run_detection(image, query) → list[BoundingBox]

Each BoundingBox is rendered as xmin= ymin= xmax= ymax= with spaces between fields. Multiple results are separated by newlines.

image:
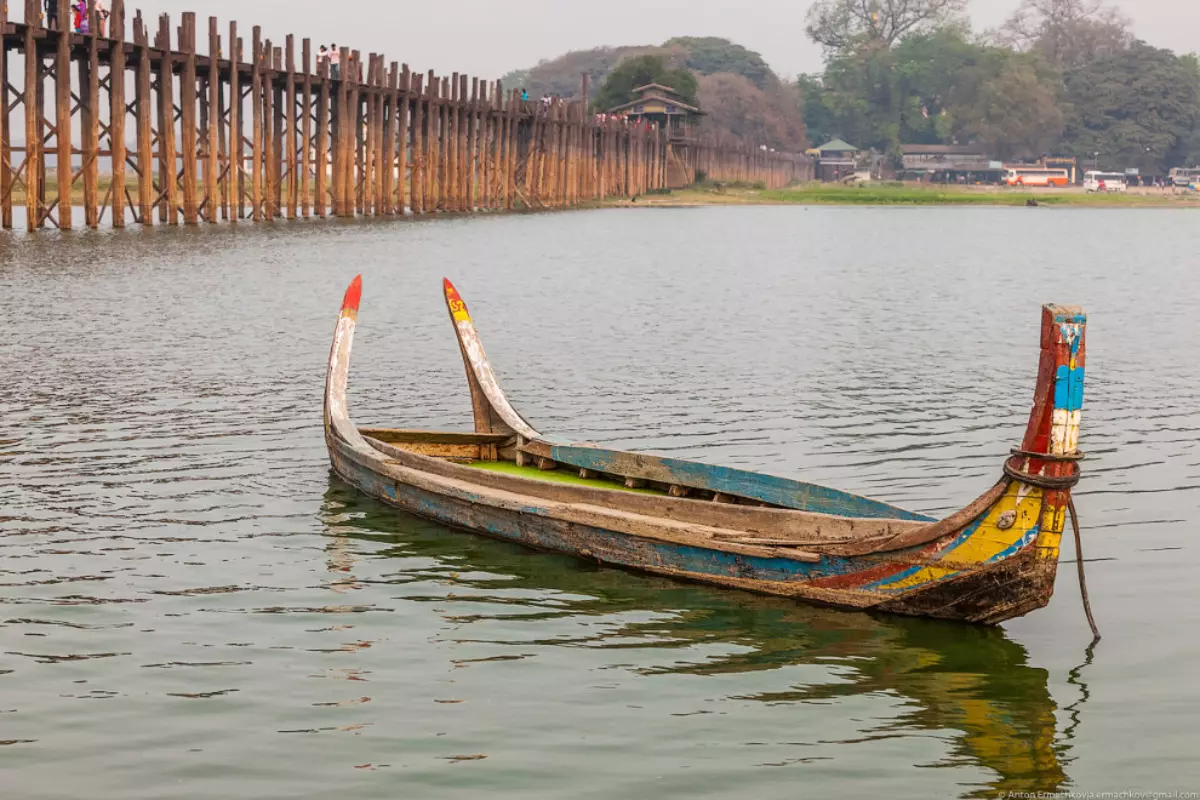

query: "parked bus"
xmin=1167 ymin=167 xmax=1200 ymax=187
xmin=1002 ymin=167 xmax=1070 ymax=187
xmin=1083 ymin=171 xmax=1127 ymax=192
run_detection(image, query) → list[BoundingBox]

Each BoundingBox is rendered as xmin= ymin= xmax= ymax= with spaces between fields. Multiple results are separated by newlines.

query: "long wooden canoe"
xmin=325 ymin=276 xmax=1087 ymax=624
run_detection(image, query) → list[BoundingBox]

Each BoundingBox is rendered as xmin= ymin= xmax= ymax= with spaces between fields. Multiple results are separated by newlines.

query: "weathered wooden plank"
xmin=358 ymin=429 xmax=512 ymax=445
xmin=542 ymin=444 xmax=932 ymax=520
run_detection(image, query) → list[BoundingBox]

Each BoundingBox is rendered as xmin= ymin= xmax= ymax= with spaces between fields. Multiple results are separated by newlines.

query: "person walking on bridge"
xmin=44 ymin=0 xmax=59 ymax=29
xmin=329 ymin=45 xmax=340 ymax=80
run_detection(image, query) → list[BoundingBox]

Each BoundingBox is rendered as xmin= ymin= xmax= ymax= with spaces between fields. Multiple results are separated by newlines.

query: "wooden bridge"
xmin=0 ymin=1 xmax=811 ymax=231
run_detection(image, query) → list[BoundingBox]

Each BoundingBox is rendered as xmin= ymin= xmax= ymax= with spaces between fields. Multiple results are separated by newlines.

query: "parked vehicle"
xmin=1002 ymin=168 xmax=1070 ymax=187
xmin=1083 ymin=171 xmax=1127 ymax=193
xmin=1167 ymin=167 xmax=1200 ymax=187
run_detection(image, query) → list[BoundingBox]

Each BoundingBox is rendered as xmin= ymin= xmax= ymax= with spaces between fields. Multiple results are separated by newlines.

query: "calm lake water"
xmin=2 ymin=206 xmax=1199 ymax=799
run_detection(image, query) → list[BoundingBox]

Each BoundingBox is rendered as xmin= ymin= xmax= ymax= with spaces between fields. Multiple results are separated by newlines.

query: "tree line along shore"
xmin=503 ymin=0 xmax=1200 ymax=181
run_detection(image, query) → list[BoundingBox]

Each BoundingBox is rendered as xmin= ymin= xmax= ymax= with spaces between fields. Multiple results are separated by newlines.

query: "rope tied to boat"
xmin=1003 ymin=448 xmax=1101 ymax=644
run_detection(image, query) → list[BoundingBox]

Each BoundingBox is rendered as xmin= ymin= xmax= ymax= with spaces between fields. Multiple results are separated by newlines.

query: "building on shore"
xmin=900 ymin=144 xmax=1005 ymax=184
xmin=606 ymin=83 xmax=704 ymax=141
xmin=813 ymin=139 xmax=859 ymax=182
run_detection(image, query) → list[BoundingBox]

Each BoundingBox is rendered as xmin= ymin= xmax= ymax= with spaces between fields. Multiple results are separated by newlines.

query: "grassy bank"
xmin=613 ymin=181 xmax=1200 ymax=209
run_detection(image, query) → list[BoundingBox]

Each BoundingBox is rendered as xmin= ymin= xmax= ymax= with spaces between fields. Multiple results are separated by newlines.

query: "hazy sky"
xmin=149 ymin=0 xmax=1198 ymax=81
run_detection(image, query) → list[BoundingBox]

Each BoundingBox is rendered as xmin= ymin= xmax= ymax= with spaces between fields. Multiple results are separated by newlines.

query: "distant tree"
xmin=697 ymin=73 xmax=807 ymax=149
xmin=1177 ymin=54 xmax=1200 ymax=166
xmin=592 ymin=55 xmax=699 ymax=111
xmin=961 ymin=56 xmax=1065 ymax=159
xmin=498 ymin=67 xmax=533 ymax=93
xmin=1060 ymin=42 xmax=1200 ymax=173
xmin=813 ymin=42 xmax=904 ymax=154
xmin=664 ymin=37 xmax=774 ymax=89
xmin=890 ymin=27 xmax=985 ymax=144
xmin=1001 ymin=0 xmax=1132 ymax=70
xmin=801 ymin=25 xmax=1068 ymax=161
xmin=805 ymin=0 xmax=968 ymax=52
xmin=797 ymin=74 xmax=839 ymax=146
xmin=502 ymin=46 xmax=662 ymax=102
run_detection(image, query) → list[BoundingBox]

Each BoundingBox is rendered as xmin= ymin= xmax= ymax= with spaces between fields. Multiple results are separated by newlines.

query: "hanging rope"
xmin=1003 ymin=448 xmax=1101 ymax=644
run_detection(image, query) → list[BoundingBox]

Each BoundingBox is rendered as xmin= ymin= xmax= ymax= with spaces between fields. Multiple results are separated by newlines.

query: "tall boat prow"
xmin=324 ymin=276 xmax=1087 ymax=626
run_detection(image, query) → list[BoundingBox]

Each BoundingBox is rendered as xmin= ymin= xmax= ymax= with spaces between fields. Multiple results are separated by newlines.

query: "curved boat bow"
xmin=325 ymin=277 xmax=1086 ymax=625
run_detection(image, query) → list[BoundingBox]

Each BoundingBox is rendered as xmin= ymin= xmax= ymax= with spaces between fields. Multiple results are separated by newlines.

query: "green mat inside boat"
xmin=463 ymin=460 xmax=664 ymax=495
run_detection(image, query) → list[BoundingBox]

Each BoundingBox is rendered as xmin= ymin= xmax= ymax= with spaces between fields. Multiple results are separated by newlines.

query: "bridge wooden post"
xmin=466 ymin=76 xmax=476 ymax=210
xmin=228 ymin=24 xmax=241 ymax=220
xmin=367 ymin=55 xmax=380 ymax=215
xmin=429 ymin=72 xmax=439 ymax=213
xmin=314 ymin=48 xmax=328 ymax=218
xmin=345 ymin=50 xmax=357 ymax=215
xmin=108 ymin=0 xmax=127 ymax=227
xmin=396 ymin=64 xmax=410 ymax=214
xmin=478 ymin=81 xmax=490 ymax=210
xmin=328 ymin=48 xmax=340 ymax=216
xmin=250 ymin=28 xmax=262 ymax=220
xmin=133 ymin=13 xmax=152 ymax=224
xmin=263 ymin=40 xmax=277 ymax=221
xmin=180 ymin=12 xmax=199 ymax=224
xmin=0 ymin=0 xmax=8 ymax=229
xmin=409 ymin=72 xmax=423 ymax=215
xmin=360 ymin=54 xmax=372 ymax=215
xmin=81 ymin=0 xmax=100 ymax=228
xmin=205 ymin=16 xmax=219 ymax=222
xmin=445 ymin=72 xmax=456 ymax=211
xmin=54 ymin=9 xmax=72 ymax=229
xmin=284 ymin=35 xmax=296 ymax=219
xmin=300 ymin=38 xmax=311 ymax=217
xmin=157 ymin=14 xmax=177 ymax=223
xmin=381 ymin=61 xmax=395 ymax=214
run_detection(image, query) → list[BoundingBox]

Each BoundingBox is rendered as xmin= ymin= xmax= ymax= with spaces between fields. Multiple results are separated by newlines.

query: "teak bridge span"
xmin=0 ymin=1 xmax=812 ymax=231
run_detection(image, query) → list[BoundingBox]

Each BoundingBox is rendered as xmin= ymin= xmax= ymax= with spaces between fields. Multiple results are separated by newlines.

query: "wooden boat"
xmin=324 ymin=276 xmax=1087 ymax=625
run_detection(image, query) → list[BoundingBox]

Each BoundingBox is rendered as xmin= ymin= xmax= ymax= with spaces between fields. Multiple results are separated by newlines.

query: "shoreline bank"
xmin=607 ymin=183 xmax=1200 ymax=209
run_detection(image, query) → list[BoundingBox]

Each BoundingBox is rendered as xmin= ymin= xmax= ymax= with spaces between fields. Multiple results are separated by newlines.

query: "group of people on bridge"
xmin=42 ymin=0 xmax=109 ymax=34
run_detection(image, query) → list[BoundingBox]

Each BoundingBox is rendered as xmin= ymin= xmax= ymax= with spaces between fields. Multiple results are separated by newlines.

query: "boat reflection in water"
xmin=322 ymin=480 xmax=1082 ymax=798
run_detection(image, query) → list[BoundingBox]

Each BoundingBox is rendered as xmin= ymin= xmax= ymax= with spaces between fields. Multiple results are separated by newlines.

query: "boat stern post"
xmin=441 ymin=278 xmax=541 ymax=446
xmin=1013 ymin=304 xmax=1087 ymax=564
xmin=324 ymin=275 xmax=372 ymax=452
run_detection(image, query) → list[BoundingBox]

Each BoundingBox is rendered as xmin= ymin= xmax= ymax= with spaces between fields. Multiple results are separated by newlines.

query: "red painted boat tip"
xmin=444 ymin=278 xmax=471 ymax=321
xmin=342 ymin=275 xmax=363 ymax=312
